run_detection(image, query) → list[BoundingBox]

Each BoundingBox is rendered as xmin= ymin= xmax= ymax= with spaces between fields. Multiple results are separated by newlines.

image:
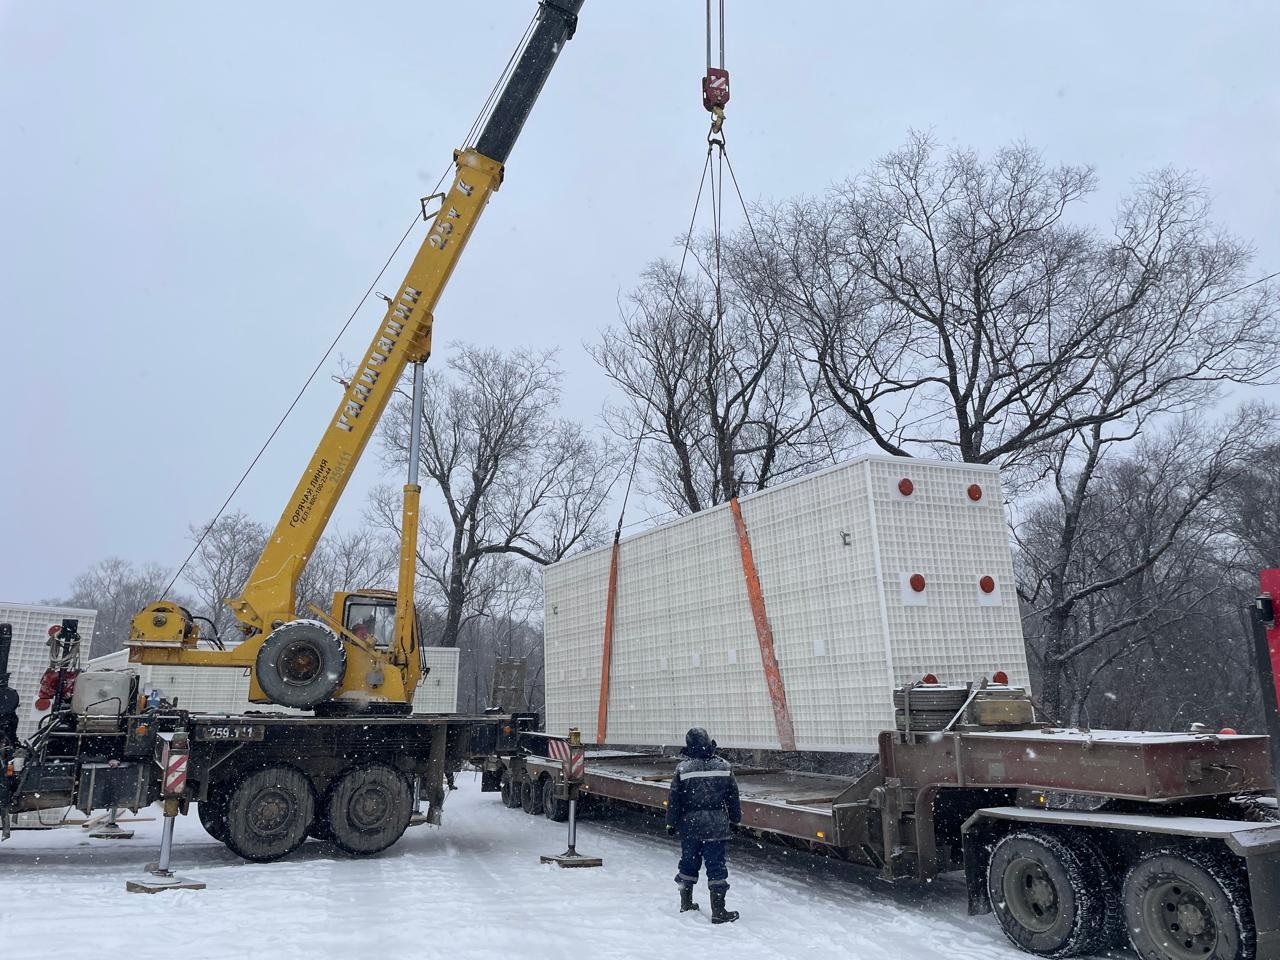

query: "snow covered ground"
xmin=0 ymin=776 xmax=1114 ymax=960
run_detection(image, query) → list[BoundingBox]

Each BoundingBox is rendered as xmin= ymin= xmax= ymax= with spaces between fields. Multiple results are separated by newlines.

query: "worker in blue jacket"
xmin=665 ymin=727 xmax=741 ymax=923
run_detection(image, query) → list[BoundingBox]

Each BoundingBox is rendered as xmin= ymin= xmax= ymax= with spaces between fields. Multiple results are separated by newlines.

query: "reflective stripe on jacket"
xmin=665 ymin=755 xmax=742 ymax=841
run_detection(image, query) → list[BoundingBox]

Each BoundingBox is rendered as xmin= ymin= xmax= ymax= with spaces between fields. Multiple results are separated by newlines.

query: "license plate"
xmin=196 ymin=724 xmax=265 ymax=742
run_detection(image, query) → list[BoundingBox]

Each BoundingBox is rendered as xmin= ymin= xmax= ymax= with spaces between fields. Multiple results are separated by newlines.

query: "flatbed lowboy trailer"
xmin=490 ymin=686 xmax=1280 ymax=960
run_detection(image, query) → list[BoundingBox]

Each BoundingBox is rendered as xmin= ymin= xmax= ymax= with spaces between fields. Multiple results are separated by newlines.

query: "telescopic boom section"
xmin=233 ymin=0 xmax=585 ymax=634
xmin=130 ymin=0 xmax=585 ymax=666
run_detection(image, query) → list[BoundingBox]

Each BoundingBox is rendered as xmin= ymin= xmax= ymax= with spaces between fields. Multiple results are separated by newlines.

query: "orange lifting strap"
xmin=729 ymin=498 xmax=797 ymax=751
xmin=596 ymin=538 xmax=621 ymax=744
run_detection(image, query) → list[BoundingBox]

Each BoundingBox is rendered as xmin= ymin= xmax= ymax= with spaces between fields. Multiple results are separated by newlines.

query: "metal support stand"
xmin=127 ymin=738 xmax=205 ymax=893
xmin=89 ymin=806 xmax=134 ymax=840
xmin=541 ymin=794 xmax=602 ymax=868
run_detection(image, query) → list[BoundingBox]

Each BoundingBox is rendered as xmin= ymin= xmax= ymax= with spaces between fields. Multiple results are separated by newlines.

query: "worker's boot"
xmin=679 ymin=884 xmax=700 ymax=912
xmin=710 ymin=890 xmax=739 ymax=924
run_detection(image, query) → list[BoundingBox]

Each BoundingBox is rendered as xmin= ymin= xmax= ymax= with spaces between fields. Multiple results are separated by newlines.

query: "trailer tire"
xmin=1123 ymin=846 xmax=1254 ymax=960
xmin=254 ymin=620 xmax=347 ymax=709
xmin=223 ymin=765 xmax=315 ymax=863
xmin=542 ymin=777 xmax=569 ymax=822
xmin=987 ymin=830 xmax=1110 ymax=957
xmin=326 ymin=763 xmax=412 ymax=857
xmin=197 ymin=795 xmax=229 ymax=844
xmin=500 ymin=770 xmax=522 ymax=809
xmin=521 ymin=776 xmax=543 ymax=815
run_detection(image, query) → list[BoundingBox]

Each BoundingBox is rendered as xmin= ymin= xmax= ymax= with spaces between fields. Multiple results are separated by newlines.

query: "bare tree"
xmin=181 ymin=510 xmax=267 ymax=642
xmin=375 ymin=346 xmax=614 ymax=648
xmin=1017 ymin=409 xmax=1274 ymax=719
xmin=759 ymin=133 xmax=1278 ymax=478
xmin=295 ymin=526 xmax=399 ymax=619
xmin=593 ymin=243 xmax=845 ymax=515
xmin=56 ymin=557 xmax=175 ymax=659
xmin=1221 ymin=443 xmax=1280 ymax=570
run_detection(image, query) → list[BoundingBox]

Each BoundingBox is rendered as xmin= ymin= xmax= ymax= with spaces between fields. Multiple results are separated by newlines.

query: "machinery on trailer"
xmin=0 ymin=0 xmax=585 ymax=861
xmin=492 ymin=677 xmax=1280 ymax=960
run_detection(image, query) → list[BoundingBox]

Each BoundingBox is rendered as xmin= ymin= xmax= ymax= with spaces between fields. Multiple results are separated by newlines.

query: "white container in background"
xmin=543 ymin=455 xmax=1029 ymax=753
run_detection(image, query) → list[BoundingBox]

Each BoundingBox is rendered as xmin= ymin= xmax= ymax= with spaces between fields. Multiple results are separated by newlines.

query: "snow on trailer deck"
xmin=0 ymin=777 xmax=1044 ymax=960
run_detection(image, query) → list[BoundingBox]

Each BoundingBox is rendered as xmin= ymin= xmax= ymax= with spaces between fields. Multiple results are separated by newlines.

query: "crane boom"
xmin=128 ymin=0 xmax=585 ymax=712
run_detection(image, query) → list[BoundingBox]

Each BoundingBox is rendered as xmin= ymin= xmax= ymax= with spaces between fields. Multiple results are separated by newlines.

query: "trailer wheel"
xmin=542 ymin=777 xmax=569 ymax=822
xmin=521 ymin=776 xmax=543 ymax=815
xmin=987 ymin=830 xmax=1110 ymax=957
xmin=1123 ymin=846 xmax=1255 ymax=960
xmin=254 ymin=620 xmax=347 ymax=709
xmin=500 ymin=770 xmax=522 ymax=809
xmin=326 ymin=763 xmax=412 ymax=856
xmin=223 ymin=766 xmax=314 ymax=863
xmin=197 ymin=795 xmax=229 ymax=844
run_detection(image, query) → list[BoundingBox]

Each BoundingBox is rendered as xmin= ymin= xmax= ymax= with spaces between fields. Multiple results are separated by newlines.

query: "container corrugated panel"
xmin=413 ymin=647 xmax=459 ymax=714
xmin=543 ymin=456 xmax=1029 ymax=753
xmin=0 ymin=603 xmax=97 ymax=737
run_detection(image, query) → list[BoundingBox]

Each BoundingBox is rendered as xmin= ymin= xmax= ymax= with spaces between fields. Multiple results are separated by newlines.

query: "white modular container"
xmin=543 ymin=456 xmax=1030 ymax=753
xmin=0 ymin=603 xmax=97 ymax=737
xmin=87 ymin=645 xmax=460 ymax=715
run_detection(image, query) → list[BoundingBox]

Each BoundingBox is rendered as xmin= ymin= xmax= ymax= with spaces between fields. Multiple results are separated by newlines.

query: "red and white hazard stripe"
xmin=547 ymin=739 xmax=570 ymax=764
xmin=569 ymin=749 xmax=585 ymax=780
xmin=163 ymin=753 xmax=188 ymax=796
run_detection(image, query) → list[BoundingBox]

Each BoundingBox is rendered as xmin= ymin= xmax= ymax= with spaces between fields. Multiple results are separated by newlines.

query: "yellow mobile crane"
xmin=127 ymin=0 xmax=586 ymax=714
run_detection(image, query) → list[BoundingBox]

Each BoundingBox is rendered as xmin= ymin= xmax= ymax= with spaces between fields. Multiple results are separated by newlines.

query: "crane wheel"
xmin=223 ymin=765 xmax=315 ymax=863
xmin=326 ymin=763 xmax=412 ymax=856
xmin=542 ymin=777 xmax=569 ymax=822
xmin=197 ymin=793 xmax=230 ymax=844
xmin=520 ymin=776 xmax=543 ymax=815
xmin=500 ymin=770 xmax=522 ymax=809
xmin=254 ymin=620 xmax=347 ymax=709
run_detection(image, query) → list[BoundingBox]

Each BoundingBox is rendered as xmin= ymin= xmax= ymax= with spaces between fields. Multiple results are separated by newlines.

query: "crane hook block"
xmin=702 ymin=67 xmax=730 ymax=112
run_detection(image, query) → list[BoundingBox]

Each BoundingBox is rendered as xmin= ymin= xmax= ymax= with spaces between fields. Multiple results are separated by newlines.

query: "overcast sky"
xmin=2 ymin=0 xmax=1277 ymax=603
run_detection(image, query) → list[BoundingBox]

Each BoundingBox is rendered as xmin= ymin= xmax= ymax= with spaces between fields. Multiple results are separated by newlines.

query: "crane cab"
xmin=245 ymin=589 xmax=423 ymax=714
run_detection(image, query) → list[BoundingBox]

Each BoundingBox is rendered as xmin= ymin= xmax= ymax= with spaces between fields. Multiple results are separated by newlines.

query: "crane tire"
xmin=500 ymin=770 xmax=522 ymax=809
xmin=197 ymin=794 xmax=229 ymax=844
xmin=521 ymin=775 xmax=543 ymax=815
xmin=326 ymin=763 xmax=413 ymax=857
xmin=223 ymin=765 xmax=314 ymax=863
xmin=542 ymin=777 xmax=569 ymax=822
xmin=254 ymin=620 xmax=347 ymax=709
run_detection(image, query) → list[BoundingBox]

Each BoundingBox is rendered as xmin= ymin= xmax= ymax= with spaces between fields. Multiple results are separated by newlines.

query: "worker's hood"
xmin=684 ymin=727 xmax=716 ymax=759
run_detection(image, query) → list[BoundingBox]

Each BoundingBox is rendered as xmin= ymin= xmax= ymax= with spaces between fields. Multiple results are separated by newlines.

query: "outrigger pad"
xmin=540 ymin=851 xmax=603 ymax=868
xmin=126 ymin=874 xmax=206 ymax=894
